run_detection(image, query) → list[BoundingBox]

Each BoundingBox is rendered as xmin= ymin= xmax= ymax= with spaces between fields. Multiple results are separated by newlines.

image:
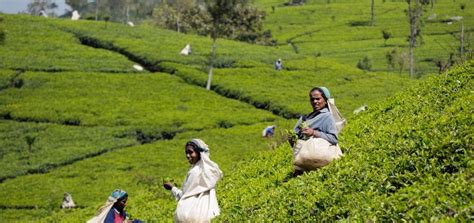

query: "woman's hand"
xmin=163 ymin=182 xmax=174 ymax=190
xmin=302 ymin=127 xmax=319 ymax=138
xmin=287 ymin=135 xmax=295 ymax=147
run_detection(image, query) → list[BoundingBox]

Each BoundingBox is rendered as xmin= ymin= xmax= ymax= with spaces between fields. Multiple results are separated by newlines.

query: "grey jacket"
xmin=294 ymin=108 xmax=338 ymax=145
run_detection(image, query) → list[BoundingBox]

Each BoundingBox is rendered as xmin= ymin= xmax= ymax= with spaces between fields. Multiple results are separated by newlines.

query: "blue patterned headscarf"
xmin=110 ymin=189 xmax=127 ymax=200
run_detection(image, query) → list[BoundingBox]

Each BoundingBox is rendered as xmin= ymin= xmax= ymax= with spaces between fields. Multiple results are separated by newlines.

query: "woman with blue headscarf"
xmin=289 ymin=87 xmax=343 ymax=176
xmin=87 ymin=189 xmax=142 ymax=223
xmin=164 ymin=139 xmax=223 ymax=223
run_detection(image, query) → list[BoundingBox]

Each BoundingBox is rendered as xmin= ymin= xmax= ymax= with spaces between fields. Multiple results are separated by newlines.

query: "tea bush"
xmin=0 ymin=71 xmax=277 ymax=129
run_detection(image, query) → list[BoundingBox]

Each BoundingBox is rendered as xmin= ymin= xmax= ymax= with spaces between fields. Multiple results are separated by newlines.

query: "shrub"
xmin=357 ymin=56 xmax=372 ymax=71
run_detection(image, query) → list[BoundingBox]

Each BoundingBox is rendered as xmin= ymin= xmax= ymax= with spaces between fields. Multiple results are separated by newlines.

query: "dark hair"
xmin=117 ymin=194 xmax=128 ymax=202
xmin=309 ymin=87 xmax=328 ymax=102
xmin=186 ymin=141 xmax=205 ymax=152
xmin=186 ymin=141 xmax=197 ymax=149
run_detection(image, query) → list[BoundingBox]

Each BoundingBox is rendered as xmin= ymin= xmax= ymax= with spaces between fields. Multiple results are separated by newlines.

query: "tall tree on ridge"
xmin=204 ymin=0 xmax=265 ymax=90
xmin=407 ymin=0 xmax=423 ymax=78
xmin=370 ymin=0 xmax=375 ymax=26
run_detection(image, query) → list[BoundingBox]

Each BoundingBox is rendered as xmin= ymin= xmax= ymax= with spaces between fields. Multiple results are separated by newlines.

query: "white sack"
xmin=292 ymin=137 xmax=342 ymax=171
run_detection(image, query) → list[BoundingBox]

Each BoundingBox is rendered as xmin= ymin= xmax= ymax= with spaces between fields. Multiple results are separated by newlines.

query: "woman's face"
xmin=115 ymin=196 xmax=127 ymax=210
xmin=310 ymin=90 xmax=327 ymax=111
xmin=185 ymin=145 xmax=201 ymax=165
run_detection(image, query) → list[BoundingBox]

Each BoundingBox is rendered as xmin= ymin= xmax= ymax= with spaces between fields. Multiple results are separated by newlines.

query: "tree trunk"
xmin=177 ymin=16 xmax=180 ymax=33
xmin=408 ymin=0 xmax=419 ymax=78
xmin=126 ymin=4 xmax=129 ymax=23
xmin=206 ymin=37 xmax=217 ymax=90
xmin=95 ymin=0 xmax=99 ymax=21
xmin=371 ymin=0 xmax=375 ymax=26
xmin=460 ymin=21 xmax=465 ymax=62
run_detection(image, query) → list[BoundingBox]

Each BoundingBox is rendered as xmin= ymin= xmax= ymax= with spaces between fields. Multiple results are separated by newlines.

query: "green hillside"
xmin=259 ymin=0 xmax=473 ymax=76
xmin=216 ymin=60 xmax=473 ymax=221
xmin=0 ymin=0 xmax=472 ymax=221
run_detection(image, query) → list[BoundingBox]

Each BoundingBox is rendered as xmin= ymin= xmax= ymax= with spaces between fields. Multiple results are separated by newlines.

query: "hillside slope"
xmin=216 ymin=60 xmax=473 ymax=221
xmin=258 ymin=0 xmax=473 ymax=75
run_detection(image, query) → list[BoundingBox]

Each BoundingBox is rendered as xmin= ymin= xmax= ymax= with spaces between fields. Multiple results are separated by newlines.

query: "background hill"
xmin=0 ymin=0 xmax=472 ymax=221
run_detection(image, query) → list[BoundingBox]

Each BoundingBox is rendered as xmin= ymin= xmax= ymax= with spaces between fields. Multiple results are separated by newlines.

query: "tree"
xmin=0 ymin=17 xmax=4 ymax=45
xmin=370 ymin=0 xmax=375 ymax=26
xmin=382 ymin=30 xmax=392 ymax=46
xmin=66 ymin=0 xmax=160 ymax=22
xmin=203 ymin=0 xmax=266 ymax=90
xmin=153 ymin=1 xmax=268 ymax=44
xmin=153 ymin=0 xmax=196 ymax=33
xmin=459 ymin=3 xmax=466 ymax=62
xmin=357 ymin=56 xmax=372 ymax=71
xmin=204 ymin=0 xmax=235 ymax=90
xmin=385 ymin=49 xmax=397 ymax=70
xmin=407 ymin=0 xmax=424 ymax=78
xmin=28 ymin=0 xmax=58 ymax=17
xmin=24 ymin=135 xmax=36 ymax=153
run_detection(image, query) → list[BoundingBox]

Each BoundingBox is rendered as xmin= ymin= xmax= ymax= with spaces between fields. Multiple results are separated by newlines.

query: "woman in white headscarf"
xmin=164 ymin=139 xmax=223 ymax=223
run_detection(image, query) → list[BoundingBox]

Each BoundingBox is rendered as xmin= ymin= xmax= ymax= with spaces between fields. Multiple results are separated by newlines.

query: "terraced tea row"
xmin=0 ymin=15 xmax=136 ymax=73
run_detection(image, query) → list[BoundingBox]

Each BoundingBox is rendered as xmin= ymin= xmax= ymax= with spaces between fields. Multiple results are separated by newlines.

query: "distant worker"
xmin=180 ymin=44 xmax=192 ymax=55
xmin=71 ymin=10 xmax=80 ymax=20
xmin=163 ymin=139 xmax=223 ymax=222
xmin=353 ymin=104 xmax=368 ymax=115
xmin=87 ymin=189 xmax=142 ymax=223
xmin=275 ymin=58 xmax=283 ymax=70
xmin=39 ymin=9 xmax=48 ymax=18
xmin=61 ymin=192 xmax=76 ymax=209
xmin=262 ymin=125 xmax=276 ymax=138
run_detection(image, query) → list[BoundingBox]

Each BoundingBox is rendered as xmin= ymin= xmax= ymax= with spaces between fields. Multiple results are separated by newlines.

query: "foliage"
xmin=357 ymin=55 xmax=372 ymax=71
xmin=152 ymin=0 xmax=272 ymax=44
xmin=65 ymin=0 xmax=161 ymax=22
xmin=382 ymin=29 xmax=392 ymax=46
xmin=152 ymin=0 xmax=208 ymax=34
xmin=27 ymin=0 xmax=58 ymax=17
xmin=0 ymin=17 xmax=4 ymax=45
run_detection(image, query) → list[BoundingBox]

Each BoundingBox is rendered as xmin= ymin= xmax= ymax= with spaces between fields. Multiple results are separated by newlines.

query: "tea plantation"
xmin=0 ymin=0 xmax=472 ymax=221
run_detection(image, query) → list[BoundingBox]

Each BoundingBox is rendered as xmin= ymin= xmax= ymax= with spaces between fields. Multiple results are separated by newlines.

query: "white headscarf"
xmin=180 ymin=139 xmax=223 ymax=199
